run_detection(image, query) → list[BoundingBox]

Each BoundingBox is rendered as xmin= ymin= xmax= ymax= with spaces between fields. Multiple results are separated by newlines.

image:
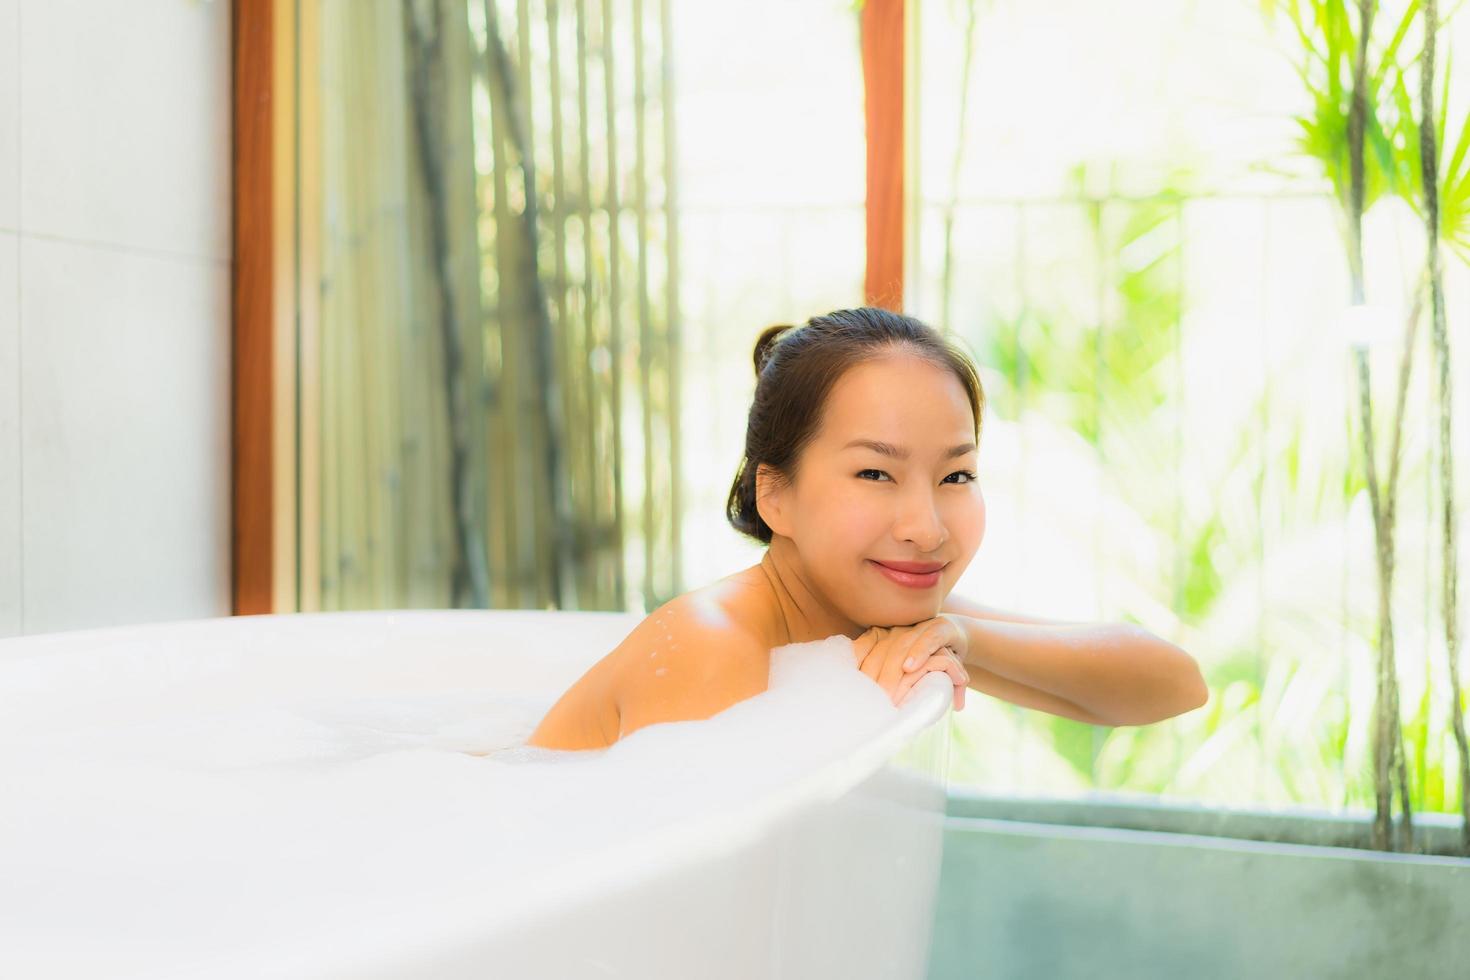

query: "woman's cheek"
xmin=947 ymin=485 xmax=985 ymax=559
xmin=973 ymin=484 xmax=986 ymax=548
xmin=830 ymin=484 xmax=883 ymax=536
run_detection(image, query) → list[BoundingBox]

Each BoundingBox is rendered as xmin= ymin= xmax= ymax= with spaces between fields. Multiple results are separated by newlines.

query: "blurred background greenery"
xmin=297 ymin=0 xmax=1470 ymax=826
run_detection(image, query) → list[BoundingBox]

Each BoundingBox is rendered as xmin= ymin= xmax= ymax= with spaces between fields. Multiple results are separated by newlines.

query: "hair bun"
xmin=753 ymin=323 xmax=795 ymax=376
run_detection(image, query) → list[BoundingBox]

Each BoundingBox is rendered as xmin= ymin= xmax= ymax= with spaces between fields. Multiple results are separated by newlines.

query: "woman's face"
xmin=759 ymin=352 xmax=986 ymax=629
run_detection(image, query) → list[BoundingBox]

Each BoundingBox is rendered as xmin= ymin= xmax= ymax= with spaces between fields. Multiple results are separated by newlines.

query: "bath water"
xmin=0 ymin=627 xmax=915 ymax=978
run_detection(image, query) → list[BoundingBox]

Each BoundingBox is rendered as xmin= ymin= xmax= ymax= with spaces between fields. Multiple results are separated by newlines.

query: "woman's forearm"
xmin=947 ymin=614 xmax=1209 ymax=726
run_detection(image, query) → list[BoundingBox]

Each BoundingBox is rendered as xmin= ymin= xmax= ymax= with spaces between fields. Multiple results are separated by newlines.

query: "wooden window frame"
xmin=232 ymin=0 xmax=297 ymax=615
xmin=861 ymin=0 xmax=915 ymax=312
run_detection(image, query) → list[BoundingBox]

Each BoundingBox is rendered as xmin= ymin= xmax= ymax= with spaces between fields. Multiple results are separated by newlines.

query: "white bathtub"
xmin=0 ymin=609 xmax=953 ymax=979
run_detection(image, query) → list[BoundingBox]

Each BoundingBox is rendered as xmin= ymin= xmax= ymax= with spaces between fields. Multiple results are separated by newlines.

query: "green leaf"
xmin=1371 ymin=0 xmax=1420 ymax=93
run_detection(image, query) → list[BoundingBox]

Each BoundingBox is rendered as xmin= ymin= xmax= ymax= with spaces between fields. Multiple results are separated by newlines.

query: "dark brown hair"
xmin=725 ymin=306 xmax=986 ymax=545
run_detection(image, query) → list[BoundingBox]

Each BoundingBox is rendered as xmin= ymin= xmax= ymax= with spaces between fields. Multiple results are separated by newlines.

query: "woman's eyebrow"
xmin=840 ymin=438 xmax=977 ymax=460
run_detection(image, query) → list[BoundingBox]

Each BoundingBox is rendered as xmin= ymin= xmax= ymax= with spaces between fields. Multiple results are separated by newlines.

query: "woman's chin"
xmin=859 ymin=600 xmax=943 ymax=629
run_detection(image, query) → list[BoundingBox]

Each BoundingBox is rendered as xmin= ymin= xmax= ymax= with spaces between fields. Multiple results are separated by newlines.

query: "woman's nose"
xmin=893 ymin=493 xmax=946 ymax=550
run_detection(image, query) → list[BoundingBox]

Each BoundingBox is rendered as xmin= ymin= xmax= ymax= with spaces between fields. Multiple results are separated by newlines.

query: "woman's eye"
xmin=857 ymin=469 xmax=978 ymax=485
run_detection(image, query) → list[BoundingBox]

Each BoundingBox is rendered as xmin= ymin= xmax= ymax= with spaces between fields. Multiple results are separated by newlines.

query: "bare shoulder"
xmin=525 ymin=572 xmax=777 ymax=752
xmin=609 ymin=589 xmax=773 ymax=742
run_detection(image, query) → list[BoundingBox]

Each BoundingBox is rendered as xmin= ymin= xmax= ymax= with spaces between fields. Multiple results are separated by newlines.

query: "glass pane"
xmin=917 ymin=0 xmax=1470 ymax=826
xmin=299 ymin=0 xmax=865 ymax=614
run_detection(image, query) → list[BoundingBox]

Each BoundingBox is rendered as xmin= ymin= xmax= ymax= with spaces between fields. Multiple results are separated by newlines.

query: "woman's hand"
xmin=851 ymin=614 xmax=971 ymax=712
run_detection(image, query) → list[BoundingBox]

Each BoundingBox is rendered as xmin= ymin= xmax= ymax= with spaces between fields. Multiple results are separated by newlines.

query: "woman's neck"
xmin=754 ymin=538 xmax=865 ymax=647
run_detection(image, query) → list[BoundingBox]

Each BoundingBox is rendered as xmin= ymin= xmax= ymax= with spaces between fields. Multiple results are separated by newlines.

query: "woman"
xmin=527 ymin=307 xmax=1208 ymax=751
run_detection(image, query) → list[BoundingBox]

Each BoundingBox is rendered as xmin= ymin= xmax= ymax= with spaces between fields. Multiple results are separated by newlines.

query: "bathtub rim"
xmin=0 ymin=606 xmax=644 ymax=664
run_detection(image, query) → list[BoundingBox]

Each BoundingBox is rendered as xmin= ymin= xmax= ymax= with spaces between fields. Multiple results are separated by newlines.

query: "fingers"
xmin=937 ymin=613 xmax=968 ymax=665
xmin=891 ymin=648 xmax=970 ymax=708
xmin=857 ymin=622 xmax=969 ymax=712
xmin=881 ymin=619 xmax=948 ymax=691
xmin=948 ymin=646 xmax=970 ymax=685
xmin=853 ymin=627 xmax=889 ymax=680
xmin=901 ymin=617 xmax=965 ymax=673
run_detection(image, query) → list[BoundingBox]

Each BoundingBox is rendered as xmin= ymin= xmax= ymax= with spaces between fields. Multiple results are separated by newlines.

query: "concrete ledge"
xmin=927 ymin=793 xmax=1470 ymax=980
xmin=947 ymin=788 xmax=1469 ymax=856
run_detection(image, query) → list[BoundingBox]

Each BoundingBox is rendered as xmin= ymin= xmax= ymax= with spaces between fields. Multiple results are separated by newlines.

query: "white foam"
xmin=0 ymin=625 xmax=935 ymax=979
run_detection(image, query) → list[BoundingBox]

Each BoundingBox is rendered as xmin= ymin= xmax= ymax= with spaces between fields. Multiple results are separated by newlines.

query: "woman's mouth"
xmin=868 ymin=559 xmax=946 ymax=589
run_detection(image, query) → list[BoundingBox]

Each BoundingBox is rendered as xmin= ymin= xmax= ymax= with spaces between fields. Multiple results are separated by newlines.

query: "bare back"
xmin=525 ymin=570 xmax=780 ymax=751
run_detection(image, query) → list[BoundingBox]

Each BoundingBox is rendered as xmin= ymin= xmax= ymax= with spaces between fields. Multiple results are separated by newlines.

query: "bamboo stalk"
xmin=486 ymin=0 xmax=531 ymax=608
xmin=491 ymin=0 xmax=576 ymax=610
xmin=341 ymin=47 xmax=369 ymax=609
xmin=940 ymin=0 xmax=979 ymax=331
xmin=601 ymin=0 xmax=627 ymax=609
xmin=297 ymin=0 xmax=325 ymax=613
xmin=452 ymin=0 xmax=490 ymax=611
xmin=470 ymin=24 xmax=509 ymax=611
xmin=1420 ymin=0 xmax=1470 ymax=854
xmin=320 ymin=188 xmax=339 ymax=608
xmin=486 ymin=6 xmax=516 ymax=609
xmin=633 ymin=0 xmax=653 ymax=607
xmin=388 ymin=0 xmax=448 ymax=608
xmin=547 ymin=0 xmax=580 ymax=609
xmin=575 ymin=0 xmax=603 ymax=607
xmin=367 ymin=4 xmax=408 ymax=606
xmin=416 ymin=227 xmax=450 ymax=608
xmin=317 ymin=5 xmax=339 ymax=608
xmin=338 ymin=5 xmax=366 ymax=608
xmin=511 ymin=0 xmax=551 ymax=607
xmin=403 ymin=0 xmax=490 ymax=608
xmin=659 ymin=0 xmax=681 ymax=598
xmin=1346 ymin=0 xmax=1414 ymax=852
xmin=351 ymin=8 xmax=391 ymax=608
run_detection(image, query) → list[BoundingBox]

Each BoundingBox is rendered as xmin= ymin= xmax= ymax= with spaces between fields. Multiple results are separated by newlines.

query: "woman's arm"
xmin=526 ymin=658 xmax=624 ymax=750
xmin=526 ymin=689 xmax=617 ymax=751
xmin=939 ymin=594 xmax=1209 ymax=726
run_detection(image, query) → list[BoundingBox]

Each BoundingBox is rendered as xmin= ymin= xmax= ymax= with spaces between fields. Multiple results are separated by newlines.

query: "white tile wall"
xmin=19 ymin=238 xmax=230 ymax=634
xmin=0 ymin=0 xmax=17 ymax=230
xmin=0 ymin=0 xmax=231 ymax=638
xmin=0 ymin=232 xmax=18 ymax=635
xmin=18 ymin=0 xmax=229 ymax=258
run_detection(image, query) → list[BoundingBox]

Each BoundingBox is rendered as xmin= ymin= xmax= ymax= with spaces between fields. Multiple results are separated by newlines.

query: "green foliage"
xmin=948 ymin=1 xmax=1466 ymax=820
xmin=1048 ymin=715 xmax=1102 ymax=780
xmin=1440 ymin=74 xmax=1470 ymax=262
xmin=1263 ymin=0 xmax=1470 ymax=262
xmin=1256 ymin=0 xmax=1422 ymax=211
xmin=980 ymin=161 xmax=1187 ymax=450
xmin=1180 ymin=520 xmax=1226 ymax=622
xmin=1393 ymin=23 xmax=1470 ymax=262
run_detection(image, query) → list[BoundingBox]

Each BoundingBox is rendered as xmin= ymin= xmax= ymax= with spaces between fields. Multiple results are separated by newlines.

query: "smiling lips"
xmin=869 ymin=559 xmax=947 ymax=589
xmin=873 ymin=559 xmax=946 ymax=573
